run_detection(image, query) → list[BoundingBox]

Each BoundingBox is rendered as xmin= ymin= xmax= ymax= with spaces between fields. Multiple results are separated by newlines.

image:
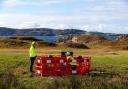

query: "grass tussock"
xmin=19 ymin=75 xmax=128 ymax=89
xmin=0 ymin=70 xmax=27 ymax=89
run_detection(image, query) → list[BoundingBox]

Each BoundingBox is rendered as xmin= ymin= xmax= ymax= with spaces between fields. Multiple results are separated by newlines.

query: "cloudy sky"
xmin=0 ymin=0 xmax=128 ymax=33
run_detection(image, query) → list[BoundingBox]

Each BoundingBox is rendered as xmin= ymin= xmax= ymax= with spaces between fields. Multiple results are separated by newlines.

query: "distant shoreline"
xmin=0 ymin=36 xmax=57 ymax=42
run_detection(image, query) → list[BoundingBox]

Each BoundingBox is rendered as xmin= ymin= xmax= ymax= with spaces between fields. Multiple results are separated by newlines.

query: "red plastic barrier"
xmin=76 ymin=57 xmax=91 ymax=75
xmin=35 ymin=66 xmax=43 ymax=76
xmin=35 ymin=56 xmax=91 ymax=76
xmin=35 ymin=56 xmax=42 ymax=65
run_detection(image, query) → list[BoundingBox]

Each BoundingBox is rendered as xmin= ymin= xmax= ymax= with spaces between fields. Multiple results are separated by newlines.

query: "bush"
xmin=6 ymin=40 xmax=27 ymax=46
xmin=10 ymin=36 xmax=42 ymax=41
xmin=67 ymin=43 xmax=89 ymax=49
xmin=38 ymin=41 xmax=57 ymax=47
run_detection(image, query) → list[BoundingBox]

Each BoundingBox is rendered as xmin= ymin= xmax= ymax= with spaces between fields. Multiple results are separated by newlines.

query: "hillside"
xmin=77 ymin=35 xmax=108 ymax=43
xmin=0 ymin=36 xmax=57 ymax=48
xmin=0 ymin=27 xmax=126 ymax=41
xmin=73 ymin=35 xmax=114 ymax=47
xmin=0 ymin=27 xmax=85 ymax=36
xmin=116 ymin=35 xmax=128 ymax=45
xmin=113 ymin=35 xmax=128 ymax=50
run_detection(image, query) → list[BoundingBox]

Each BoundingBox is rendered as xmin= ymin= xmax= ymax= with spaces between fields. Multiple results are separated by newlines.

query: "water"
xmin=34 ymin=36 xmax=57 ymax=42
xmin=0 ymin=36 xmax=57 ymax=42
xmin=104 ymin=35 xmax=120 ymax=41
xmin=0 ymin=35 xmax=121 ymax=42
xmin=94 ymin=34 xmax=121 ymax=41
xmin=0 ymin=36 xmax=11 ymax=38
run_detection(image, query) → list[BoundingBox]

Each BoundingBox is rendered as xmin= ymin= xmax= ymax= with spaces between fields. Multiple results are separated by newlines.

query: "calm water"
xmin=34 ymin=36 xmax=57 ymax=42
xmin=0 ymin=36 xmax=57 ymax=42
xmin=104 ymin=35 xmax=119 ymax=41
xmin=0 ymin=35 xmax=120 ymax=42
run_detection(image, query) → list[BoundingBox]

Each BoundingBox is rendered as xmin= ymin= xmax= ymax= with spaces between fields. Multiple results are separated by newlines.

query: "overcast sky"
xmin=0 ymin=0 xmax=128 ymax=33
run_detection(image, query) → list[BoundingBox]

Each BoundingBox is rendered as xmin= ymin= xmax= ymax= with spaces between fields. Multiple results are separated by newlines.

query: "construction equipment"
xmin=35 ymin=51 xmax=91 ymax=76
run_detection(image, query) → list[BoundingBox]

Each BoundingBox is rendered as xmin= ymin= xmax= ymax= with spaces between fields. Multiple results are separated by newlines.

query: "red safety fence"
xmin=35 ymin=56 xmax=91 ymax=76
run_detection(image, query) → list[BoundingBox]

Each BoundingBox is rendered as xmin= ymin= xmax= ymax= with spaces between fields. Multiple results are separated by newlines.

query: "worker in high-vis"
xmin=29 ymin=41 xmax=36 ymax=72
xmin=66 ymin=52 xmax=78 ymax=74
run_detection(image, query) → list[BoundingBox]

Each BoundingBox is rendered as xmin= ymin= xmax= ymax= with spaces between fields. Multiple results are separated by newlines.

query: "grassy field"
xmin=0 ymin=47 xmax=128 ymax=89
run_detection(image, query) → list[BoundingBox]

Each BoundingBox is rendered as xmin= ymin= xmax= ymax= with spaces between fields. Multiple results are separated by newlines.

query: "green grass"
xmin=0 ymin=48 xmax=128 ymax=89
xmin=91 ymin=54 xmax=128 ymax=74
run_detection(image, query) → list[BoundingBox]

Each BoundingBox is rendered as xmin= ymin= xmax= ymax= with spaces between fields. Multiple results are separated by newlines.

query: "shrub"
xmin=6 ymin=40 xmax=27 ymax=46
xmin=10 ymin=36 xmax=42 ymax=41
xmin=67 ymin=43 xmax=89 ymax=49
xmin=38 ymin=41 xmax=57 ymax=47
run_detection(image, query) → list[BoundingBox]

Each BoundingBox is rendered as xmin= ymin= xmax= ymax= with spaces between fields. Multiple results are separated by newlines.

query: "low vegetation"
xmin=67 ymin=43 xmax=89 ymax=49
xmin=10 ymin=36 xmax=42 ymax=41
xmin=0 ymin=36 xmax=57 ymax=48
xmin=0 ymin=48 xmax=128 ymax=89
xmin=0 ymin=35 xmax=128 ymax=89
xmin=38 ymin=41 xmax=57 ymax=47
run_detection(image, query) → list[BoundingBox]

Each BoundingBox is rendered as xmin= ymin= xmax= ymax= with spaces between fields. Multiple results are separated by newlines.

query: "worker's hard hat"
xmin=66 ymin=52 xmax=70 ymax=55
xmin=31 ymin=41 xmax=36 ymax=45
xmin=48 ymin=55 xmax=53 ymax=58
